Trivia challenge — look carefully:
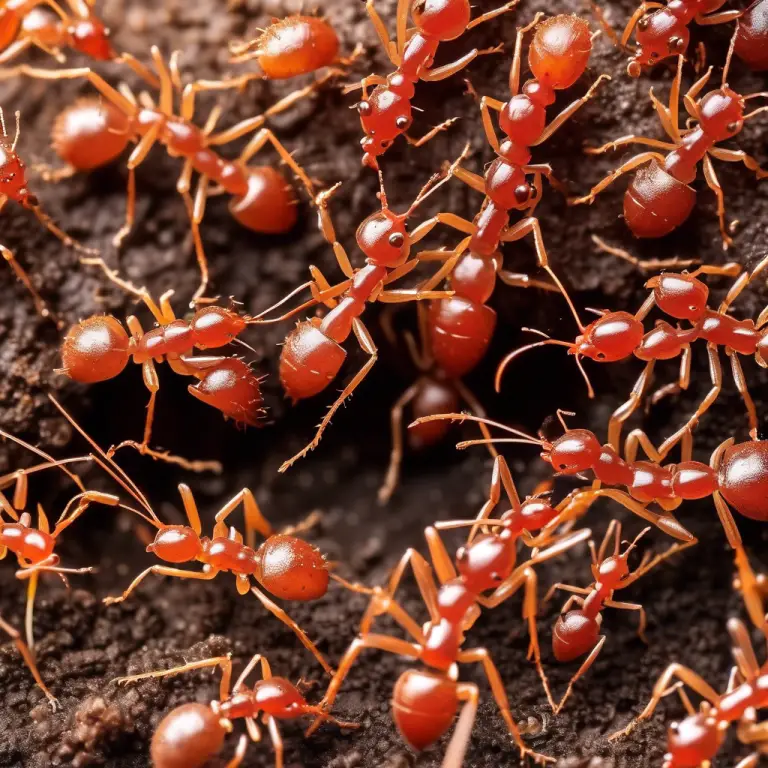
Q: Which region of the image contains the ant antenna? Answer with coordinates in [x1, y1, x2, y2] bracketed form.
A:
[403, 143, 470, 218]
[0, 108, 7, 138]
[622, 526, 651, 558]
[556, 409, 576, 432]
[31, 206, 98, 256]
[722, 27, 737, 86]
[377, 170, 389, 210]
[409, 412, 548, 451]
[12, 111, 20, 151]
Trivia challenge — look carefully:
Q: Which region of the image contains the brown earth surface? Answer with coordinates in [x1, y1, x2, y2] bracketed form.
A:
[0, 0, 767, 766]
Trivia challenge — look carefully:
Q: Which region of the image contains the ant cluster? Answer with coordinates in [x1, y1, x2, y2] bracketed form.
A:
[0, 0, 766, 766]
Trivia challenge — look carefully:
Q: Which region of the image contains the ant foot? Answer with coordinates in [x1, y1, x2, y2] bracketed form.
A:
[103, 595, 125, 606]
[46, 696, 60, 712]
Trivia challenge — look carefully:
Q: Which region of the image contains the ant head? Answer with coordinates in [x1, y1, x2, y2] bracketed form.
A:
[484, 157, 532, 210]
[665, 712, 724, 767]
[646, 273, 708, 321]
[529, 15, 592, 91]
[631, 15, 689, 73]
[60, 316, 131, 383]
[147, 525, 203, 563]
[191, 306, 247, 349]
[504, 497, 558, 535]
[545, 429, 601, 474]
[698, 87, 744, 142]
[410, 0, 471, 41]
[594, 554, 630, 586]
[574, 312, 644, 362]
[455, 533, 515, 593]
[356, 208, 410, 267]
[68, 19, 115, 60]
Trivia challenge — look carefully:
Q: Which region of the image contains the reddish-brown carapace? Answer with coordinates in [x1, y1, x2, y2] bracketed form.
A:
[735, 0, 768, 71]
[115, 653, 357, 768]
[571, 49, 768, 247]
[608, 545, 768, 767]
[351, 0, 518, 168]
[4, 47, 332, 301]
[617, 0, 740, 77]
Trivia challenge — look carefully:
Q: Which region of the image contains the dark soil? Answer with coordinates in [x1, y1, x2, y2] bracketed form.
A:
[0, 0, 766, 766]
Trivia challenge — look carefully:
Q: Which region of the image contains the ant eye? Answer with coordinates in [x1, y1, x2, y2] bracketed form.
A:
[357, 101, 372, 116]
[726, 122, 738, 133]
[395, 116, 411, 130]
[638, 16, 649, 30]
[389, 232, 405, 248]
[514, 184, 531, 204]
[669, 36, 685, 52]
[596, 352, 606, 360]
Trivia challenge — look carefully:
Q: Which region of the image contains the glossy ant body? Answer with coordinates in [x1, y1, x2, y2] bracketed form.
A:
[609, 546, 768, 767]
[116, 653, 357, 768]
[52, 396, 369, 675]
[352, 0, 517, 169]
[5, 48, 332, 301]
[735, 0, 768, 71]
[618, 0, 740, 77]
[571, 49, 768, 248]
[305, 457, 595, 764]
[277, 158, 467, 472]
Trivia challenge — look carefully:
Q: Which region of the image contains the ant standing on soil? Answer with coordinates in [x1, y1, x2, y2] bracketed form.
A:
[571, 45, 768, 247]
[115, 653, 358, 768]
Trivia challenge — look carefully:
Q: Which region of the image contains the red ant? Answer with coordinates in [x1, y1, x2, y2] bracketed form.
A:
[0, 107, 98, 322]
[57, 284, 325, 471]
[351, 0, 518, 169]
[735, 0, 768, 71]
[608, 545, 767, 767]
[228, 14, 363, 82]
[571, 46, 768, 248]
[616, 0, 740, 77]
[413, 410, 766, 550]
[276, 157, 469, 472]
[115, 652, 357, 768]
[4, 48, 334, 302]
[545, 521, 666, 713]
[304, 460, 596, 763]
[496, 252, 768, 456]
[51, 395, 371, 675]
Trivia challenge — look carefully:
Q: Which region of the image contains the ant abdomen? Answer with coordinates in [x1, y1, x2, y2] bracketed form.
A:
[254, 534, 329, 600]
[717, 440, 768, 521]
[68, 17, 114, 60]
[412, 0, 471, 41]
[392, 669, 459, 751]
[228, 167, 298, 233]
[427, 297, 496, 378]
[187, 358, 264, 427]
[624, 161, 697, 239]
[735, 0, 768, 70]
[552, 610, 600, 661]
[409, 378, 460, 449]
[147, 526, 202, 563]
[52, 98, 130, 171]
[60, 316, 131, 383]
[279, 321, 347, 401]
[528, 15, 592, 90]
[665, 712, 725, 768]
[151, 702, 226, 768]
[0, 6, 21, 49]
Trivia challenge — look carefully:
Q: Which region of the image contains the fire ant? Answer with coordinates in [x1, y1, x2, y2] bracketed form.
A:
[545, 521, 666, 713]
[304, 464, 595, 763]
[608, 545, 768, 767]
[735, 0, 768, 71]
[115, 652, 357, 768]
[351, 0, 518, 169]
[413, 410, 765, 550]
[4, 47, 334, 302]
[616, 0, 741, 77]
[570, 46, 768, 248]
[228, 14, 362, 82]
[0, 107, 97, 322]
[51, 395, 370, 675]
[276, 156, 470, 472]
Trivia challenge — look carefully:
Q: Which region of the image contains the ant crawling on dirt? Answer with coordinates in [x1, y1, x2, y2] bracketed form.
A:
[608, 545, 768, 767]
[2, 47, 336, 302]
[735, 0, 768, 71]
[0, 107, 98, 322]
[51, 395, 371, 675]
[115, 652, 357, 768]
[571, 43, 768, 248]
[350, 0, 518, 168]
[228, 14, 363, 82]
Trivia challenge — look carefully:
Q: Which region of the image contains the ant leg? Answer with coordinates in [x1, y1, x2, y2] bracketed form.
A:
[306, 633, 421, 737]
[727, 617, 761, 680]
[114, 655, 234, 702]
[569, 152, 665, 205]
[466, 0, 519, 29]
[607, 360, 655, 452]
[611, 663, 720, 739]
[374, 547, 440, 625]
[223, 735, 249, 768]
[451, 165, 487, 194]
[313, 186, 354, 278]
[212, 489, 273, 549]
[702, 154, 733, 248]
[0, 615, 57, 709]
[646, 346, 692, 414]
[378, 383, 420, 504]
[733, 546, 768, 633]
[103, 565, 219, 604]
[591, 235, 699, 271]
[584, 135, 676, 154]
[420, 44, 504, 82]
[116, 52, 160, 89]
[455, 380, 499, 461]
[458, 647, 551, 762]
[479, 96, 502, 152]
[184, 173, 210, 304]
[553, 636, 607, 714]
[423, 526, 459, 583]
[24, 570, 39, 649]
[709, 147, 768, 179]
[714, 492, 743, 549]
[543, 582, 590, 604]
[442, 682, 480, 768]
[51, 490, 120, 536]
[359, 586, 426, 643]
[1, 244, 53, 322]
[717, 254, 768, 313]
[364, 0, 399, 64]
[404, 118, 460, 147]
[279, 318, 377, 472]
[249, 586, 332, 675]
[509, 13, 544, 94]
[729, 353, 757, 438]
[534, 75, 611, 146]
[599, 518, 621, 561]
[604, 600, 648, 642]
[620, 2, 665, 45]
[695, 9, 741, 24]
[266, 716, 284, 768]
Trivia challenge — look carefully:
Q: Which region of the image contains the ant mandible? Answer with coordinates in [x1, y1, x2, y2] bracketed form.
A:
[571, 45, 768, 248]
[735, 0, 768, 71]
[276, 155, 468, 472]
[608, 545, 768, 767]
[115, 652, 357, 768]
[4, 48, 333, 302]
[351, 0, 518, 169]
[51, 396, 370, 675]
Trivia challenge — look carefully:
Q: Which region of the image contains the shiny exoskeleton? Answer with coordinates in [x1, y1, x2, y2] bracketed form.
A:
[735, 0, 768, 70]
